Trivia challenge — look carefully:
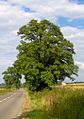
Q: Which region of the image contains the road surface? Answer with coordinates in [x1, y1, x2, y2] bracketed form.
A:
[0, 89, 25, 119]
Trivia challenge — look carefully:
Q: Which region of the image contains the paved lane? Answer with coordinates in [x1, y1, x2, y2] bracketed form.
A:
[0, 89, 25, 119]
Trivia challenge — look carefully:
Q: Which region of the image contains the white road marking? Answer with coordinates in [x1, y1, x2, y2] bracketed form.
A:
[0, 93, 16, 103]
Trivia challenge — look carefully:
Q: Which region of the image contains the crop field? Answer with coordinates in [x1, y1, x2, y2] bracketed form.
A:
[0, 87, 14, 95]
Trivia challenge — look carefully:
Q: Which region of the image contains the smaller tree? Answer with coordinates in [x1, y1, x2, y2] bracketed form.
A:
[2, 66, 21, 89]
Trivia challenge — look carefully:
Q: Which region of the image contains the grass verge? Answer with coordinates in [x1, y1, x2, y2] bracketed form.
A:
[19, 85, 84, 119]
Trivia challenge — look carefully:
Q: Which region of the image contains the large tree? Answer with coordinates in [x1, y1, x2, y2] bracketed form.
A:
[3, 19, 78, 91]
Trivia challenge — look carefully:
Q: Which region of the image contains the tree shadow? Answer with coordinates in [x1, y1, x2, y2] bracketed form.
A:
[19, 109, 51, 119]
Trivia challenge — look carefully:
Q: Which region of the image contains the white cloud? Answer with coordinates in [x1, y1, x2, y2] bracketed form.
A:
[0, 1, 35, 35]
[61, 26, 84, 39]
[61, 26, 84, 63]
[75, 61, 84, 69]
[61, 26, 84, 49]
[5, 0, 84, 19]
[0, 1, 35, 77]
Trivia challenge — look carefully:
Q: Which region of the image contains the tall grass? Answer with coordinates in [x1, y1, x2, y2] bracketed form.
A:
[20, 85, 84, 119]
[46, 87, 84, 119]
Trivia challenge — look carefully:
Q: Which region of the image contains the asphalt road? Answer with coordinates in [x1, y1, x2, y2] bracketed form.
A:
[0, 89, 25, 119]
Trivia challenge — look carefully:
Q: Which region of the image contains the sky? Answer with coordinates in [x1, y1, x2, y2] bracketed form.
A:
[0, 0, 84, 83]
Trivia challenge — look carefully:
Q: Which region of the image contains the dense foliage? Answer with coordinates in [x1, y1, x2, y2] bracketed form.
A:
[2, 19, 78, 91]
[2, 66, 21, 88]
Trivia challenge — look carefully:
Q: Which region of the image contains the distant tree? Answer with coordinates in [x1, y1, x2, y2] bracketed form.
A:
[2, 66, 21, 89]
[2, 19, 78, 91]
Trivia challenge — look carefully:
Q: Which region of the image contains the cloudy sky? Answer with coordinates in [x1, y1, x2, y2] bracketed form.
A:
[0, 0, 84, 83]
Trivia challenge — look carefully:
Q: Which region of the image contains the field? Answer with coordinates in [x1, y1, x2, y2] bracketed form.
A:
[0, 87, 14, 95]
[19, 84, 84, 119]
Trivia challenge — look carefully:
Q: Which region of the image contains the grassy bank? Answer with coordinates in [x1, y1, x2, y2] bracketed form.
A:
[20, 85, 84, 119]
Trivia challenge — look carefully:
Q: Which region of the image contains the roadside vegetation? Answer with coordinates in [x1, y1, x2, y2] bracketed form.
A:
[19, 85, 84, 119]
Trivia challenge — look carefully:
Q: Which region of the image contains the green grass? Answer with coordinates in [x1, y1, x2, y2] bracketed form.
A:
[20, 109, 50, 119]
[20, 85, 84, 119]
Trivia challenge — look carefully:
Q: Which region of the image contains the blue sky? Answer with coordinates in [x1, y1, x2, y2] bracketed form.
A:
[0, 0, 84, 83]
[57, 16, 84, 29]
[70, 0, 84, 4]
